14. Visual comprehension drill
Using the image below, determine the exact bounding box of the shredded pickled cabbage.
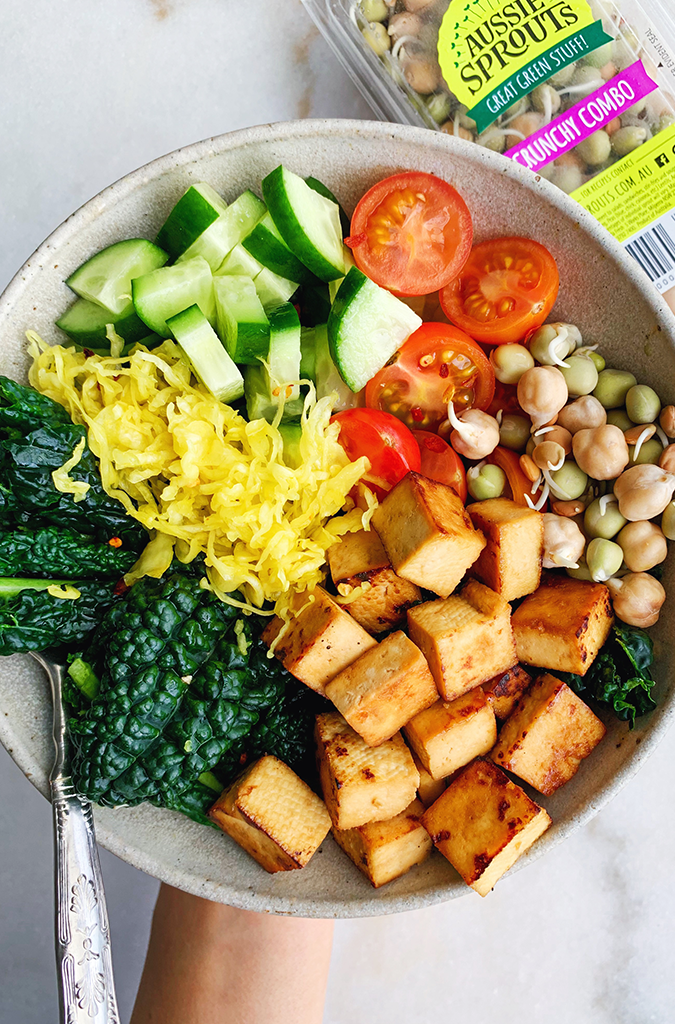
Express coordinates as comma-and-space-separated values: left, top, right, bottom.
28, 334, 375, 613
51, 436, 90, 502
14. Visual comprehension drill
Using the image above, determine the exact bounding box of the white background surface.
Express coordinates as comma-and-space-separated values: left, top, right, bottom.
0, 1, 673, 1021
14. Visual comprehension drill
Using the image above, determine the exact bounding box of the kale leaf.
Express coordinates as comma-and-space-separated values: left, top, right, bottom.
0, 579, 120, 656
0, 525, 137, 579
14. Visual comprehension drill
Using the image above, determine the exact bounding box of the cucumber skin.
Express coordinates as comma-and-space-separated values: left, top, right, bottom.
262, 167, 344, 283
327, 267, 368, 392
56, 299, 149, 346
242, 220, 316, 286
156, 185, 224, 260
305, 177, 351, 237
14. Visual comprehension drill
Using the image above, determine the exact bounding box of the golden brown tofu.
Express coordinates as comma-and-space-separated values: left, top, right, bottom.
407, 580, 517, 702
325, 631, 438, 747
511, 574, 614, 676
405, 687, 497, 780
328, 528, 421, 634
412, 751, 447, 808
422, 758, 551, 897
315, 712, 419, 830
332, 798, 432, 888
371, 472, 486, 598
483, 665, 532, 720
262, 586, 377, 694
491, 673, 607, 795
208, 756, 331, 873
468, 498, 544, 601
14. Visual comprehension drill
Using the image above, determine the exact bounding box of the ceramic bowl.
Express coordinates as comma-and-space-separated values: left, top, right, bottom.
1, 119, 674, 917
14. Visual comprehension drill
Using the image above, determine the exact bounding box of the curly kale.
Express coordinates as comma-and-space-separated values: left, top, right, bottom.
0, 578, 120, 656
0, 525, 137, 579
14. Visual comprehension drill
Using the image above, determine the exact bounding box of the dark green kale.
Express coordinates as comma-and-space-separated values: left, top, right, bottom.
0, 376, 73, 432
248, 685, 327, 783
0, 578, 120, 656
0, 525, 137, 579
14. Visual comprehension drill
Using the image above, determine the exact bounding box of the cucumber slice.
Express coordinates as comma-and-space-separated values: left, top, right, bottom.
217, 243, 264, 278
327, 267, 422, 393
214, 275, 270, 366
177, 190, 266, 271
305, 176, 351, 236
156, 182, 228, 261
243, 365, 304, 424
56, 297, 148, 346
242, 212, 315, 285
314, 324, 359, 411
300, 327, 317, 382
262, 166, 346, 282
328, 247, 355, 304
132, 257, 215, 338
253, 267, 299, 307
167, 304, 244, 404
244, 302, 303, 422
278, 421, 303, 468
65, 239, 168, 315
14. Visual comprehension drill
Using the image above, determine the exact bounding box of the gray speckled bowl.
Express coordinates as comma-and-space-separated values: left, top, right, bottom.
1, 120, 674, 917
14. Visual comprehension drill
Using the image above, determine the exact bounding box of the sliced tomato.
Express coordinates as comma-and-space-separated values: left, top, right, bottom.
486, 446, 546, 509
331, 408, 421, 498
365, 322, 495, 433
346, 171, 473, 296
440, 237, 559, 345
412, 430, 467, 503
486, 380, 522, 418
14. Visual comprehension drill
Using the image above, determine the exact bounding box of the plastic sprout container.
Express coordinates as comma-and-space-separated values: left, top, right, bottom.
303, 0, 675, 311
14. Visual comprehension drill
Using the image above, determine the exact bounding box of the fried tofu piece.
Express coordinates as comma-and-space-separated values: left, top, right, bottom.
468, 498, 544, 601
407, 580, 517, 702
332, 798, 432, 888
325, 631, 438, 747
262, 586, 377, 694
315, 712, 419, 830
371, 472, 486, 598
412, 751, 447, 807
404, 687, 497, 780
208, 756, 331, 873
327, 528, 421, 634
511, 574, 613, 676
483, 665, 532, 720
491, 673, 607, 795
422, 758, 551, 897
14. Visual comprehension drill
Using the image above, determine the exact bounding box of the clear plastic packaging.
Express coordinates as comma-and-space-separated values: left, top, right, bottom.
303, 0, 675, 309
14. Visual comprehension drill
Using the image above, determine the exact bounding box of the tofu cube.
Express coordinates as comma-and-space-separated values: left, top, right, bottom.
482, 665, 532, 720
328, 528, 421, 634
407, 580, 517, 702
511, 574, 614, 676
262, 586, 377, 694
404, 687, 497, 780
208, 756, 331, 873
468, 498, 544, 601
491, 673, 607, 795
315, 712, 419, 830
371, 472, 486, 598
332, 798, 432, 888
412, 751, 447, 808
324, 631, 438, 747
422, 758, 551, 897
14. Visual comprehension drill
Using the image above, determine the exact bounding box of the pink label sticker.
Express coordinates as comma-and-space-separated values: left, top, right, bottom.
504, 60, 658, 172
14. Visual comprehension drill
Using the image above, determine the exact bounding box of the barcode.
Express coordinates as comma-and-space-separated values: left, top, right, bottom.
625, 212, 675, 294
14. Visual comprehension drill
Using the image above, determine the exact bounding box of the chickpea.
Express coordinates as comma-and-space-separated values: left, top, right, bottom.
659, 445, 675, 474
499, 413, 531, 451
572, 424, 630, 480
559, 354, 599, 397
506, 112, 545, 148
440, 121, 473, 141
607, 572, 666, 628
557, 395, 607, 433
517, 366, 568, 429
404, 0, 435, 10
532, 440, 565, 470
617, 520, 668, 573
593, 368, 637, 409
403, 58, 440, 95
490, 344, 534, 385
659, 404, 675, 437
532, 423, 573, 455
613, 463, 675, 520
586, 537, 624, 582
542, 513, 586, 569
448, 406, 500, 460
387, 11, 421, 39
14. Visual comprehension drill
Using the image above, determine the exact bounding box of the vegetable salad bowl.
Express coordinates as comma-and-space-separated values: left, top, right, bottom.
1, 119, 674, 917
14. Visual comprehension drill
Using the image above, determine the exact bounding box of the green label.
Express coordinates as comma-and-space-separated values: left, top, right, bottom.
438, 0, 612, 132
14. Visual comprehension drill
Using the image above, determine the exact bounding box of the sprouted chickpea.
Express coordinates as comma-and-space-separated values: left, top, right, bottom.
607, 572, 666, 628
613, 463, 675, 521
542, 513, 586, 569
517, 366, 568, 429
447, 404, 500, 460
572, 424, 630, 480
617, 520, 668, 573
557, 395, 607, 433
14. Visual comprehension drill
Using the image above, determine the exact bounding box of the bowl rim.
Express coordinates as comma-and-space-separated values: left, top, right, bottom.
1, 117, 674, 917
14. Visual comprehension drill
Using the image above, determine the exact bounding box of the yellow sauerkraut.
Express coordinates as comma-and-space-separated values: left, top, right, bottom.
28, 334, 375, 613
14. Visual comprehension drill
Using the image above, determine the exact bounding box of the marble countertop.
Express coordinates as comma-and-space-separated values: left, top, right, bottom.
0, 2, 673, 1022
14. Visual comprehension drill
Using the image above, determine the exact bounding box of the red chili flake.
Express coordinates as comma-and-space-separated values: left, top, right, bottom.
108, 537, 123, 549
239, 752, 249, 766
411, 406, 425, 422
439, 363, 449, 378
113, 579, 131, 596
83, 348, 94, 358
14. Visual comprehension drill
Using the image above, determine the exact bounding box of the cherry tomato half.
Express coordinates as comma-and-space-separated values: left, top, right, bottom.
346, 171, 473, 296
486, 380, 522, 418
440, 237, 559, 345
365, 322, 495, 433
331, 408, 421, 498
412, 430, 467, 503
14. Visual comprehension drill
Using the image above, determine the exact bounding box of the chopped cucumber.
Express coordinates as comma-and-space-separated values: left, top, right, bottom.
214, 275, 270, 366
156, 182, 228, 261
300, 327, 317, 382
217, 243, 264, 278
298, 282, 331, 327
177, 190, 266, 270
328, 247, 355, 304
242, 212, 315, 285
244, 365, 304, 423
253, 266, 298, 307
243, 302, 303, 422
167, 304, 244, 404
327, 267, 422, 392
305, 176, 351, 236
314, 324, 359, 411
262, 165, 345, 282
65, 239, 168, 315
278, 421, 303, 468
132, 256, 215, 338
56, 297, 148, 346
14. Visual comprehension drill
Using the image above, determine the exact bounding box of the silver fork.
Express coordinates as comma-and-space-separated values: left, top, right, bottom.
31, 651, 119, 1024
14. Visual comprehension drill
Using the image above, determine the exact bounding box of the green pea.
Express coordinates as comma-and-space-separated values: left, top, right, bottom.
662, 501, 675, 540
359, 0, 389, 22
528, 323, 576, 365
606, 408, 634, 431
612, 125, 648, 157
572, 66, 604, 92
499, 414, 531, 451
628, 437, 663, 465
559, 354, 599, 397
550, 65, 575, 87
566, 559, 594, 582
625, 384, 661, 424
426, 92, 453, 125
592, 368, 637, 409
467, 464, 506, 501
582, 41, 614, 68
549, 462, 588, 500
362, 22, 390, 55
587, 350, 605, 372
477, 129, 506, 153
532, 84, 561, 116
576, 130, 611, 167
584, 496, 627, 539
586, 537, 624, 582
